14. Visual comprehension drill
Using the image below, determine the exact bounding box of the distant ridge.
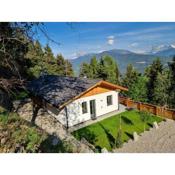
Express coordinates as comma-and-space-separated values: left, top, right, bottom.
70, 46, 175, 75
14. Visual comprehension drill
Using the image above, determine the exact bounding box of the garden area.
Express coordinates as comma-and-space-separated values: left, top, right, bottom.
73, 110, 163, 152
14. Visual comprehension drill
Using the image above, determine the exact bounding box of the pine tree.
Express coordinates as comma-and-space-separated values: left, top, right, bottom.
89, 56, 99, 78
27, 43, 74, 77
168, 56, 175, 108
98, 57, 108, 80
146, 58, 163, 104
64, 59, 74, 76
56, 54, 66, 75
153, 70, 170, 106
129, 76, 148, 102
79, 55, 119, 83
79, 62, 91, 78
26, 40, 45, 78
0, 22, 38, 110
122, 64, 139, 89
44, 44, 55, 63
98, 55, 119, 83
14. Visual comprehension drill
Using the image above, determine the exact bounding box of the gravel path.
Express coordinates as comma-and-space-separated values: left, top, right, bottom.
114, 119, 175, 153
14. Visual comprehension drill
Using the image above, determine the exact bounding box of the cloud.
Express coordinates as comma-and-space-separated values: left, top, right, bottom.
107, 35, 115, 45
130, 42, 138, 47
117, 26, 175, 38
98, 49, 106, 53
70, 51, 86, 59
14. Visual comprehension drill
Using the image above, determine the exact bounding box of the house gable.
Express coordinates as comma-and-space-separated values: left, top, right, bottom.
80, 85, 117, 98
59, 80, 128, 109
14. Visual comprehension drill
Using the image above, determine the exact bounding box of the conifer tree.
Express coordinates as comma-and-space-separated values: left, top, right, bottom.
26, 40, 45, 78
44, 44, 55, 63
153, 70, 170, 106
56, 54, 66, 75
122, 64, 139, 89
89, 56, 99, 78
98, 55, 119, 83
64, 59, 74, 76
79, 62, 91, 78
146, 58, 163, 104
129, 76, 148, 102
168, 56, 175, 108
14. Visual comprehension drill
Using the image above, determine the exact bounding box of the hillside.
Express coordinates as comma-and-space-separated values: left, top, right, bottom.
0, 110, 73, 153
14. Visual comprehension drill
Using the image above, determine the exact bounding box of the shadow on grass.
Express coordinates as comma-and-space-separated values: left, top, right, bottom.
124, 131, 133, 139
147, 123, 153, 128
73, 127, 97, 145
98, 123, 115, 149
121, 115, 134, 125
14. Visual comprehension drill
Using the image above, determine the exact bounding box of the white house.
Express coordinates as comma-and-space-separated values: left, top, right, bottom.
28, 75, 128, 128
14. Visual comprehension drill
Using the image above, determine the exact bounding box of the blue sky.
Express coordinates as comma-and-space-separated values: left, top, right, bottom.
37, 22, 175, 59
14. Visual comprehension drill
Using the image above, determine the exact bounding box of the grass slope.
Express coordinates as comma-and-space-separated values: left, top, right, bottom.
73, 110, 163, 151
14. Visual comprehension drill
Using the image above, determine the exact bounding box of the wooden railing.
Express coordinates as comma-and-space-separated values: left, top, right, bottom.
119, 96, 175, 120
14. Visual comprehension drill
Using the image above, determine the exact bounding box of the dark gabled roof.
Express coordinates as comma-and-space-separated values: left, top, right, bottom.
27, 75, 100, 107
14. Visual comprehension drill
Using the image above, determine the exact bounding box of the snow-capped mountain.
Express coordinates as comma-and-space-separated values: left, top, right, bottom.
149, 44, 175, 56
71, 45, 175, 75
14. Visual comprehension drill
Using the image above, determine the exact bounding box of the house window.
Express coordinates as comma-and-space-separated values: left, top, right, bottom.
82, 102, 88, 114
107, 95, 113, 106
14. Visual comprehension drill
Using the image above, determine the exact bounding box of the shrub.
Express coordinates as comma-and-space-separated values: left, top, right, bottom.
0, 111, 9, 125
115, 128, 123, 148
26, 128, 44, 152
139, 111, 150, 131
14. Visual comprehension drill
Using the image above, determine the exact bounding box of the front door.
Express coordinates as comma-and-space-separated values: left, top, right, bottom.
90, 100, 96, 120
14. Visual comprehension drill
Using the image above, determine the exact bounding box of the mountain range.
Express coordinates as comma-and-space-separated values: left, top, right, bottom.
70, 44, 175, 75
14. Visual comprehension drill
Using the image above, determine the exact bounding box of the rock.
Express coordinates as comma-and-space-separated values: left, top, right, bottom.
1, 138, 6, 145
153, 121, 159, 129
13, 100, 21, 111
101, 147, 108, 153
0, 133, 3, 138
3, 131, 8, 136
133, 132, 139, 141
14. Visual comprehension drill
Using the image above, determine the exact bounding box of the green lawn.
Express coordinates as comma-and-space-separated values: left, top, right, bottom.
73, 110, 163, 151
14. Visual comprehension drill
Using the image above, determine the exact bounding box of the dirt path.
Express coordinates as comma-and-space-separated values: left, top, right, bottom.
114, 119, 175, 153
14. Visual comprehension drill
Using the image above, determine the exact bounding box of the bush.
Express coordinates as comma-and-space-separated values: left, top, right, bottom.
0, 111, 9, 125
115, 128, 123, 148
26, 128, 44, 152
139, 111, 150, 131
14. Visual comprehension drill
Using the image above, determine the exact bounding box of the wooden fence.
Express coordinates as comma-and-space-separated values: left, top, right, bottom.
119, 96, 175, 120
